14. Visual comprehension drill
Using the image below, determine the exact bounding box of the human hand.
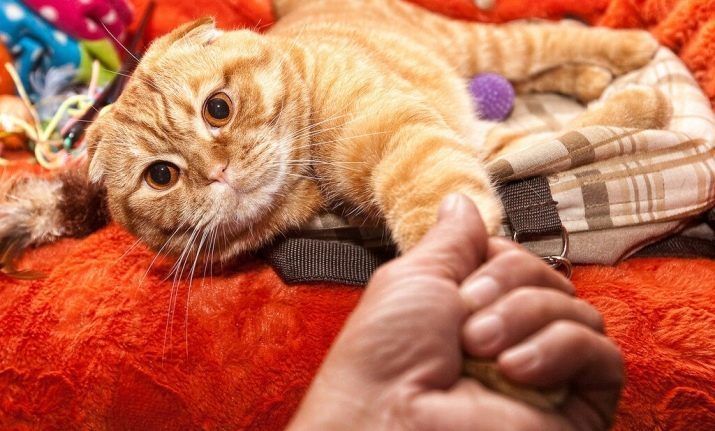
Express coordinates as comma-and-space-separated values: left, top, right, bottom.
287, 194, 623, 431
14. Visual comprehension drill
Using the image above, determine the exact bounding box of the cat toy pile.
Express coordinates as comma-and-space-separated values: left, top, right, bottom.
0, 0, 153, 169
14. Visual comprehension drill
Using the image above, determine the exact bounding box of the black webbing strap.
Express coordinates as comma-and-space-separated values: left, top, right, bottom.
634, 207, 715, 259
497, 176, 562, 236
498, 176, 572, 277
265, 176, 568, 286
267, 177, 715, 285
634, 235, 715, 259
264, 238, 393, 286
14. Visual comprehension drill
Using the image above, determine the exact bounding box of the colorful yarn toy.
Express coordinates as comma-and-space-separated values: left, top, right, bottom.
0, 61, 103, 168
469, 72, 515, 122
0, 0, 121, 101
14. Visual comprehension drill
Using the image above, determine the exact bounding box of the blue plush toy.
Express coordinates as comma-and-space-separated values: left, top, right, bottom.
469, 73, 515, 122
0, 0, 81, 99
0, 0, 120, 100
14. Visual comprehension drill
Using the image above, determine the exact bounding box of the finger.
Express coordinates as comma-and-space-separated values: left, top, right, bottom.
460, 247, 574, 310
485, 236, 521, 260
408, 379, 570, 431
463, 288, 604, 357
498, 320, 624, 391
393, 193, 489, 283
498, 321, 623, 428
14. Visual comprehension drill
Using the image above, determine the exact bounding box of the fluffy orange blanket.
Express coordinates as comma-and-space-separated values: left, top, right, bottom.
1, 1, 714, 430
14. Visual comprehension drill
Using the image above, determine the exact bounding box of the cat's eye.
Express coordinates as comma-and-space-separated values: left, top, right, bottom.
145, 162, 180, 190
203, 92, 233, 127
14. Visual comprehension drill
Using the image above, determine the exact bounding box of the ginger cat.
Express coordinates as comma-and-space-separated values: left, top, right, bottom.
3, 0, 664, 265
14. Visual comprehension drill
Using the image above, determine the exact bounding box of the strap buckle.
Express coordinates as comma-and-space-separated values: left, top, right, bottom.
512, 226, 572, 279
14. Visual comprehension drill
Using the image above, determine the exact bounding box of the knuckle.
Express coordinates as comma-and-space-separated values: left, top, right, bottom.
574, 298, 606, 332
495, 250, 543, 278
549, 320, 590, 340
601, 336, 626, 388
500, 249, 535, 266
500, 287, 560, 315
501, 287, 545, 311
604, 336, 625, 366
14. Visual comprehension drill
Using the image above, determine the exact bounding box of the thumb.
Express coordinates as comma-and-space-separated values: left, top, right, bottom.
401, 193, 489, 283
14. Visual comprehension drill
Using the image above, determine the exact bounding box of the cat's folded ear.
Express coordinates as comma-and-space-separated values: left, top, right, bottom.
143, 17, 219, 59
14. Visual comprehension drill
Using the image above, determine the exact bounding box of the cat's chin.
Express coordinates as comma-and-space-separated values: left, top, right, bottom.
211, 179, 325, 263
210, 227, 275, 263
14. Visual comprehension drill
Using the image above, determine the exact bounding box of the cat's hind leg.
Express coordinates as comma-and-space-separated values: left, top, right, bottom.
566, 85, 672, 130
483, 85, 672, 161
514, 64, 614, 103
450, 21, 659, 82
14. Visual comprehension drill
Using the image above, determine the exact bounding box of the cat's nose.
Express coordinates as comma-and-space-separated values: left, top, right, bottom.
208, 164, 229, 184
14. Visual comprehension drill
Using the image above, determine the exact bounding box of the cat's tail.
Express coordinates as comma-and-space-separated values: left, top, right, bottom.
443, 18, 658, 81
0, 169, 109, 278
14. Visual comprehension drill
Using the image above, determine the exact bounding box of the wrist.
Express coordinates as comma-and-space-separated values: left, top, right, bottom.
286, 372, 373, 431
287, 363, 414, 431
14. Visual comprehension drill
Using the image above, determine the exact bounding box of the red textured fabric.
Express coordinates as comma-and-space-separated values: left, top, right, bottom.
1, 227, 714, 429
2, 0, 715, 429
127, 0, 275, 50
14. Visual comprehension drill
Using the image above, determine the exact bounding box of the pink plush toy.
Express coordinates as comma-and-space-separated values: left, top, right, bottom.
22, 0, 134, 40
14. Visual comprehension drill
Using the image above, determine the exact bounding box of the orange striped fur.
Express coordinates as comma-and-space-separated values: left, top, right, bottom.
85, 0, 661, 261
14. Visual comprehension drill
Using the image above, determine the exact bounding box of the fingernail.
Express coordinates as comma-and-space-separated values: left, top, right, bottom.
466, 314, 505, 352
461, 276, 500, 309
438, 193, 464, 220
500, 344, 540, 372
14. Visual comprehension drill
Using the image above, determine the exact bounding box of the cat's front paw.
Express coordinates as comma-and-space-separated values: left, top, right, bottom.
607, 30, 659, 75
467, 189, 503, 236
389, 189, 503, 253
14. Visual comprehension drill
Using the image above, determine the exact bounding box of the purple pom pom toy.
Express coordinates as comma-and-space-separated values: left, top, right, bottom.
469, 73, 515, 122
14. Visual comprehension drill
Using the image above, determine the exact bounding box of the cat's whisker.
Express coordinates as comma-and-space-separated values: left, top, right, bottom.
290, 122, 354, 137
201, 216, 221, 285
203, 222, 219, 287
112, 237, 144, 265
270, 25, 306, 89
99, 67, 163, 94
139, 218, 189, 288
289, 123, 353, 141
269, 159, 365, 175
163, 219, 203, 361
286, 127, 389, 153
210, 224, 219, 280
288, 111, 356, 137
281, 159, 366, 165
100, 22, 140, 63
283, 173, 315, 180
219, 223, 229, 272
183, 219, 213, 358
